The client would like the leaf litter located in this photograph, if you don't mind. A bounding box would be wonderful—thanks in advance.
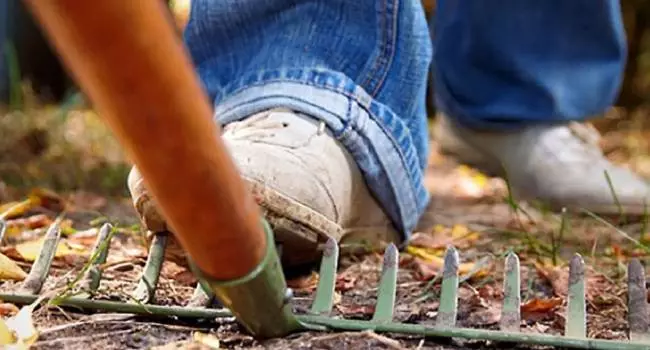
[0,128,645,348]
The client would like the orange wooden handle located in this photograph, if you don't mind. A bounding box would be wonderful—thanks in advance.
[23,0,266,280]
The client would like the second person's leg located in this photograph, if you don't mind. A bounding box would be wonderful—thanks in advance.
[431,0,650,214]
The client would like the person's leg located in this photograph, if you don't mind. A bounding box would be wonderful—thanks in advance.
[128,0,433,267]
[431,0,650,214]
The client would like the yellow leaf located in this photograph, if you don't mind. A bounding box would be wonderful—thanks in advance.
[14,237,87,262]
[5,305,38,347]
[0,200,35,221]
[0,253,27,281]
[0,318,16,345]
[192,331,220,349]
[405,246,487,277]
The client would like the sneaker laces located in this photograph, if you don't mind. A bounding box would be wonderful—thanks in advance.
[222,108,290,141]
[221,108,327,148]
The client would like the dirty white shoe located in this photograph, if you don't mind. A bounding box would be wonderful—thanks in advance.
[128,108,400,267]
[434,112,650,215]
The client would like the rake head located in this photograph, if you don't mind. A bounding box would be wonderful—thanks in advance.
[0,219,649,349]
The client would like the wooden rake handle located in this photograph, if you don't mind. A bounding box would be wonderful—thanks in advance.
[23,0,266,280]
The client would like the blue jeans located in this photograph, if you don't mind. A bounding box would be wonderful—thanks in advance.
[184,0,626,239]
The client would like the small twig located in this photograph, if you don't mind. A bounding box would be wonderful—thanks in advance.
[641,200,649,243]
[582,208,650,254]
[604,170,625,225]
[552,208,569,266]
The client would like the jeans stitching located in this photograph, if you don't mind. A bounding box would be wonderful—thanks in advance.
[359,0,398,97]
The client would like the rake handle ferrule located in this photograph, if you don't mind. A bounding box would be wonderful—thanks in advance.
[22,0,265,280]
[190,219,302,338]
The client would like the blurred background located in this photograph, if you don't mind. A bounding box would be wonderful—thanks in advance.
[1,0,650,199]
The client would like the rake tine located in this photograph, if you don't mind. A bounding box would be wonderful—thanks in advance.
[500,252,521,332]
[627,259,650,342]
[132,231,168,303]
[310,238,339,315]
[187,283,214,307]
[77,223,114,297]
[565,254,586,338]
[436,245,459,328]
[371,243,398,323]
[19,218,63,294]
[0,220,6,245]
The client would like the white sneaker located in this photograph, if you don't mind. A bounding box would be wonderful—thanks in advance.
[128,108,400,267]
[434,112,650,215]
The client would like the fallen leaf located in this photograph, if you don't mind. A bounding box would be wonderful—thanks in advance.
[67,228,99,246]
[5,215,53,237]
[453,165,490,198]
[0,253,27,281]
[0,200,34,221]
[0,318,15,346]
[535,262,568,297]
[407,232,448,250]
[192,331,220,349]
[408,224,481,253]
[0,304,19,317]
[335,274,357,292]
[9,237,87,262]
[0,304,39,348]
[521,297,563,321]
[466,304,502,326]
[336,304,375,316]
[161,261,196,286]
[404,246,488,280]
[27,188,67,213]
[287,271,319,292]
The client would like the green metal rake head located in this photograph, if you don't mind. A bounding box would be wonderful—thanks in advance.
[0,219,649,349]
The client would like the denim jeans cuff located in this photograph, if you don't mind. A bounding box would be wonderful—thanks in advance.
[212,68,429,238]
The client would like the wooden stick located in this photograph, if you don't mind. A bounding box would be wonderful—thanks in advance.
[23,0,266,280]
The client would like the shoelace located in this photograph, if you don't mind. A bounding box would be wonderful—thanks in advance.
[221,110,288,141]
[221,108,327,144]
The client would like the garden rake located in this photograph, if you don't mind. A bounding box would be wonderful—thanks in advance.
[6,1,650,348]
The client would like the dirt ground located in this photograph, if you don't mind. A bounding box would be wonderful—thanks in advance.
[1,116,650,349]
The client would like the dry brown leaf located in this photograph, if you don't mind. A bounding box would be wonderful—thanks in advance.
[0,304,19,317]
[27,188,67,212]
[408,224,481,252]
[535,262,569,297]
[335,274,357,292]
[5,215,52,237]
[67,228,99,246]
[161,261,196,286]
[287,271,319,292]
[520,297,563,320]
[336,304,375,316]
